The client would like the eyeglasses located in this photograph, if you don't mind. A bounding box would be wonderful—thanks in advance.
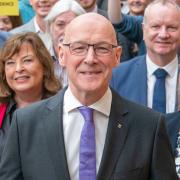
[63,42,118,56]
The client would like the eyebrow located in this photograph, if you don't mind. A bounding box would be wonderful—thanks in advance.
[9,54,34,61]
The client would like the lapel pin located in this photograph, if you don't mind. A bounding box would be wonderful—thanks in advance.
[117,123,122,128]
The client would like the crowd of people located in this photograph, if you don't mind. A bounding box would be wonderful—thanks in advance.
[0,0,179,179]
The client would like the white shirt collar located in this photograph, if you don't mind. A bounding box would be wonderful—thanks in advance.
[64,87,112,116]
[92,5,98,13]
[33,17,43,34]
[146,54,178,78]
[87,5,98,13]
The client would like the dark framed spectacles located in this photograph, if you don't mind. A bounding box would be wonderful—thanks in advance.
[63,41,118,56]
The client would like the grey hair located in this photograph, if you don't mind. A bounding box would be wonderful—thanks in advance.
[45,0,86,31]
[143,0,180,25]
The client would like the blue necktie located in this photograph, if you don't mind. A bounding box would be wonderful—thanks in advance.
[152,68,168,113]
[78,106,96,180]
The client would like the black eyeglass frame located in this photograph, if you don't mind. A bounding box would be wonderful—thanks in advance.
[62,41,118,56]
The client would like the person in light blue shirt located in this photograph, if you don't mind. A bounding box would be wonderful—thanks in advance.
[0,31,11,48]
[19,0,35,24]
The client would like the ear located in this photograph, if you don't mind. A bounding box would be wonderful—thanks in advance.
[58,44,66,67]
[113,46,122,67]
[142,23,145,41]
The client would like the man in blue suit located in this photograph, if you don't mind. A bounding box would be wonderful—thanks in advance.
[110,2,180,176]
[110,0,180,114]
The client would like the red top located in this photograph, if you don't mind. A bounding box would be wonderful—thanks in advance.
[0,103,7,128]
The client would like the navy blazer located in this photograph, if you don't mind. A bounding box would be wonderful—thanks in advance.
[110,55,147,106]
[110,55,179,110]
[165,112,180,154]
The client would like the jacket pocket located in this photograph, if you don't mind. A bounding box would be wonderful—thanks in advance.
[113,167,143,180]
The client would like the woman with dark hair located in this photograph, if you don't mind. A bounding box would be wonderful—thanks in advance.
[0,32,61,159]
[0,15,22,31]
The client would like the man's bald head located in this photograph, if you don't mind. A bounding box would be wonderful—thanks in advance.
[63,13,118,45]
[59,12,121,106]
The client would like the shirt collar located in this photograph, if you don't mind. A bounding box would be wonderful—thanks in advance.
[88,5,98,13]
[64,87,112,116]
[6,98,16,113]
[51,47,58,61]
[33,17,43,34]
[146,54,178,78]
[93,5,98,13]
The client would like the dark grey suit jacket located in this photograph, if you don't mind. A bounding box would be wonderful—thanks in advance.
[0,88,178,180]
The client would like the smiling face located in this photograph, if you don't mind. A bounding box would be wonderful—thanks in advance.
[59,13,121,105]
[0,16,13,31]
[128,0,149,15]
[5,42,44,95]
[143,2,180,63]
[77,0,96,11]
[30,0,58,18]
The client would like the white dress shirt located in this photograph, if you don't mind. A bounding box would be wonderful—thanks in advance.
[63,87,111,180]
[146,55,178,113]
[33,17,44,34]
[91,5,98,13]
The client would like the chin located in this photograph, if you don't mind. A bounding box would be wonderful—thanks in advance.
[40,12,49,17]
[79,84,101,93]
[156,49,171,55]
[14,86,32,93]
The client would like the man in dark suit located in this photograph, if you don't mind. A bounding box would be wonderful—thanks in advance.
[0,13,178,180]
[110,0,180,114]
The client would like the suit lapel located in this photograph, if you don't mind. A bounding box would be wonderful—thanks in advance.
[166,112,180,153]
[176,63,180,111]
[42,89,71,180]
[97,90,129,180]
[134,56,147,106]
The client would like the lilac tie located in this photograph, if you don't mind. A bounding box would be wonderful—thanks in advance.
[78,106,96,180]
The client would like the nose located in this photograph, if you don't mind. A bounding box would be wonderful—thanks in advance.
[158,27,170,39]
[15,62,24,72]
[84,46,97,64]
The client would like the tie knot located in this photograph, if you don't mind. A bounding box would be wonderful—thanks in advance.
[78,106,93,122]
[153,68,168,79]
